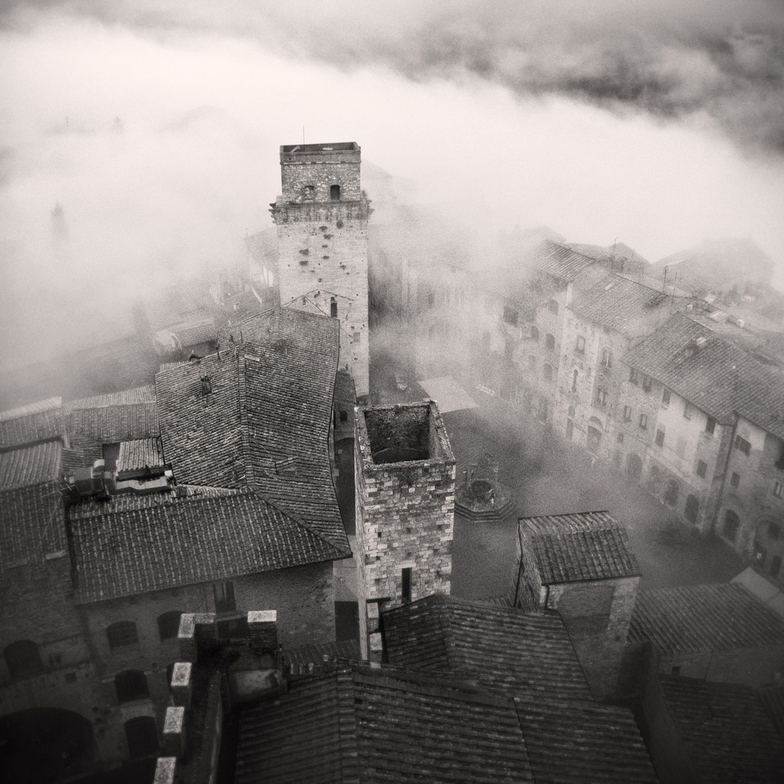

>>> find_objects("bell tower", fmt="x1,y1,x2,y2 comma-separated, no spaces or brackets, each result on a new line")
271,142,370,397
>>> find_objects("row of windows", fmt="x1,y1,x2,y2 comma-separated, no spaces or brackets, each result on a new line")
301,184,342,201
621,404,649,429
106,612,183,651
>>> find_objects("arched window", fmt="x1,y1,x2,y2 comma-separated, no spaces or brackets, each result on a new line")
124,716,159,759
530,326,540,340
157,612,183,642
601,348,613,368
576,336,585,353
107,621,138,652
685,495,699,524
114,670,149,704
545,334,555,351
330,297,337,318
302,184,315,200
543,363,553,383
723,510,740,542
664,479,679,507
547,300,558,315
4,640,43,679
330,184,341,201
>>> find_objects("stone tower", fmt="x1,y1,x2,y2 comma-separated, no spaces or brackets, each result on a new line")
270,142,370,397
354,401,456,658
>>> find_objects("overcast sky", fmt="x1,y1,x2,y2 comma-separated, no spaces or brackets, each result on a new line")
1,1,783,369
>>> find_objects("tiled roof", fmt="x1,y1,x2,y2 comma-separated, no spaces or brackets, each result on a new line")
570,273,675,335
518,240,599,283
383,594,593,701
622,312,784,437
654,238,772,294
659,675,784,783
0,441,62,491
235,665,536,784
521,511,640,584
66,385,159,444
172,320,216,347
628,583,784,653
759,685,784,737
158,308,349,551
117,437,165,473
514,693,657,784
0,397,63,449
0,481,67,571
70,487,348,603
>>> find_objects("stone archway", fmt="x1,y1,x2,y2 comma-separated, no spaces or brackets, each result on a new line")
626,453,643,482
0,707,98,783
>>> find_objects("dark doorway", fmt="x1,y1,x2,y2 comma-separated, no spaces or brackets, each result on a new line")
335,601,359,642
626,453,643,482
587,426,602,454
124,716,159,759
0,708,98,783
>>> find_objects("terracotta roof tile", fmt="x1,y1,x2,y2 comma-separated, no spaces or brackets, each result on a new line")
521,511,640,584
116,437,165,473
628,583,784,653
158,308,349,552
236,665,536,784
0,481,67,571
0,397,63,449
66,385,159,445
0,441,62,491
70,487,347,603
659,675,784,783
383,595,593,701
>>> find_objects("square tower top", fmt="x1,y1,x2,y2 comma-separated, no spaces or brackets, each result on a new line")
279,142,362,202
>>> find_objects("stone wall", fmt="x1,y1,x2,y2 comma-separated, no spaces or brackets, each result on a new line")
273,143,370,397
355,401,456,657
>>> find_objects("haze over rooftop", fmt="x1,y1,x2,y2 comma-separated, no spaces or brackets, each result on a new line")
1,0,783,370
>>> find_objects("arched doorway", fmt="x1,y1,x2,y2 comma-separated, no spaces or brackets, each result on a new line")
626,454,643,482
0,708,97,783
664,479,680,507
587,417,603,454
124,716,159,759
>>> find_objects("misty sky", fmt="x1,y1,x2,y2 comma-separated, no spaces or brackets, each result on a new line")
1,1,784,370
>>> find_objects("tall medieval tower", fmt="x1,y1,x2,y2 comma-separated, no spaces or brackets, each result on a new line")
271,142,370,397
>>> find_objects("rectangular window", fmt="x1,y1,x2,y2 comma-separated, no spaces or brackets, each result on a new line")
623,405,632,421
639,414,648,430
774,481,784,498
661,389,670,407
595,388,608,407
576,336,585,353
401,568,412,604
655,429,665,447
629,369,638,385
696,460,707,478
706,416,716,434
734,435,751,456
213,581,236,614
642,375,652,393
683,402,692,420
730,472,740,488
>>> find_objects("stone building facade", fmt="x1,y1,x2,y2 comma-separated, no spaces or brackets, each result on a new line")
354,401,456,658
271,142,370,397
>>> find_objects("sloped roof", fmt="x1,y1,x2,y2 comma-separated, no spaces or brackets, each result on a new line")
69,487,347,603
235,665,536,784
158,308,349,551
66,385,159,444
628,583,784,653
514,692,657,784
383,594,593,700
116,437,165,473
0,441,62,491
622,312,784,437
654,238,772,294
659,675,784,783
570,273,676,335
521,511,640,584
0,481,67,572
0,397,63,449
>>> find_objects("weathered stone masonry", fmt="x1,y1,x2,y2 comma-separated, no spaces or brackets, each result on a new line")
354,401,456,657
271,143,370,397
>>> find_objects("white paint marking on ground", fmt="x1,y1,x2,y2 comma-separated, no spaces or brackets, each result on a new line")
418,376,479,413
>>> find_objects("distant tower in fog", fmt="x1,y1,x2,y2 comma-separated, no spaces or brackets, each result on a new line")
270,142,370,397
